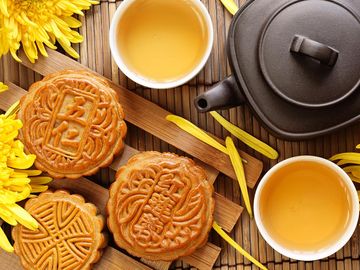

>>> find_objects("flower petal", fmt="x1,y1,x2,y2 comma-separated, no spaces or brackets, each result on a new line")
0,82,8,93
226,137,253,218
5,204,38,230
0,226,14,252
210,111,279,159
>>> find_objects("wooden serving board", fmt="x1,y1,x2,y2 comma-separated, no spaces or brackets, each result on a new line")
0,80,247,270
16,49,263,188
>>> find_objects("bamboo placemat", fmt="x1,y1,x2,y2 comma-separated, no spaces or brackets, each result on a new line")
0,0,359,269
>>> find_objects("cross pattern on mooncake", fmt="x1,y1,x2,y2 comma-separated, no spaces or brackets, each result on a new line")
19,201,93,269
12,191,105,270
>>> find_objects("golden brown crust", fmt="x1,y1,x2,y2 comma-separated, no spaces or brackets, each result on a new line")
107,152,215,261
17,70,127,179
12,190,106,270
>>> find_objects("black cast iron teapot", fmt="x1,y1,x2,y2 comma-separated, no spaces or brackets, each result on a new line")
195,0,360,140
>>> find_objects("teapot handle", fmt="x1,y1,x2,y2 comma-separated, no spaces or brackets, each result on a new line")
194,76,245,113
290,35,339,67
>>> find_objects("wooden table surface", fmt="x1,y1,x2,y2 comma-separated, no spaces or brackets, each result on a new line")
0,0,359,269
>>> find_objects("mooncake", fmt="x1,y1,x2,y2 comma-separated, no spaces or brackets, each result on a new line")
17,70,127,179
12,190,106,270
107,152,215,261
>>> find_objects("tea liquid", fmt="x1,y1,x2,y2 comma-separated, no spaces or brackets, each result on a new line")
117,0,209,82
260,161,351,251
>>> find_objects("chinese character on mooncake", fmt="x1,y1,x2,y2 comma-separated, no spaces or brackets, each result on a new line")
17,70,127,179
107,152,215,261
12,190,106,270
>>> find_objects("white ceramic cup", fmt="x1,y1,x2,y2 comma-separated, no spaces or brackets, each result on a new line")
254,156,359,261
109,0,214,89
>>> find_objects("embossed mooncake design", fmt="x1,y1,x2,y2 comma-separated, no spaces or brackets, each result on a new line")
12,190,106,270
107,152,215,261
17,70,127,179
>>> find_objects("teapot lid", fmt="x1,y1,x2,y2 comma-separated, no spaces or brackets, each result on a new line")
258,0,360,107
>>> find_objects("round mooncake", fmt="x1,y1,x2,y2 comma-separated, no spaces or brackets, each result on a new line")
107,152,215,261
12,190,106,270
17,70,127,179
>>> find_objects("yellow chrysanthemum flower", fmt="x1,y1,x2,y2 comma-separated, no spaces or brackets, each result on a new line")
0,0,99,63
0,105,52,252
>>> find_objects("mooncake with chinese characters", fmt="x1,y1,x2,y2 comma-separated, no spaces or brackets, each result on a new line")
17,70,127,179
12,190,106,270
107,152,215,261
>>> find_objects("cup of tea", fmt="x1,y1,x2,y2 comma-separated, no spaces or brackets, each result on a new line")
254,156,359,261
109,0,213,89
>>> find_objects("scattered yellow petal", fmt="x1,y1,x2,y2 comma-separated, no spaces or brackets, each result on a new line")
343,166,360,173
331,153,360,166
348,174,360,184
220,0,239,15
166,115,228,154
210,111,279,159
330,152,360,162
330,148,360,186
0,82,8,93
337,159,360,166
213,221,267,270
226,137,252,218
0,226,13,253
352,171,360,179
5,101,20,117
342,166,360,180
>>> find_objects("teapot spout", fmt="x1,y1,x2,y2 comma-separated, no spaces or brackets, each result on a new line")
194,76,244,113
